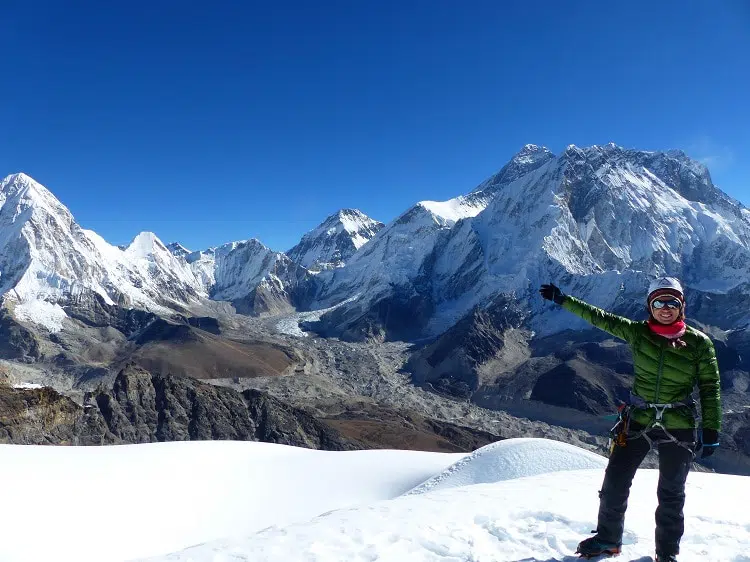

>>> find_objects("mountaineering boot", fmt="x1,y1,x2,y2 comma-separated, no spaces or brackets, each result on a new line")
575,535,622,558
655,554,678,562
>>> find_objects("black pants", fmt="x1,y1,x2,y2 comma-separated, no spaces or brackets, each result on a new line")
596,425,695,556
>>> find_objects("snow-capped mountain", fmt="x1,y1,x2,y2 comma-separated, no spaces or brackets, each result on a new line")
317,196,489,304
0,173,207,330
472,143,556,198
0,173,311,330
184,247,217,290
301,194,493,341
4,143,749,339
309,144,750,340
199,239,309,315
287,209,383,272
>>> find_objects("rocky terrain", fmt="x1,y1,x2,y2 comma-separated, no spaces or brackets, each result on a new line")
2,290,746,472
0,364,358,449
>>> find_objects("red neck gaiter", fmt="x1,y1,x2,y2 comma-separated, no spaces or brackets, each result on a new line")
647,317,686,339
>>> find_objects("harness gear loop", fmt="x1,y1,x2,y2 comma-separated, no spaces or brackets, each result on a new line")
608,403,631,455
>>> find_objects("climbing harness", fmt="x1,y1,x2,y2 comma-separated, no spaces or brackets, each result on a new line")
608,392,698,456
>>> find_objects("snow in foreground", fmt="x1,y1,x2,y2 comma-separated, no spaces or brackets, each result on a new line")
0,439,747,562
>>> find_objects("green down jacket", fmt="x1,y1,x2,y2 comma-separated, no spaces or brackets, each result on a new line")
561,295,721,431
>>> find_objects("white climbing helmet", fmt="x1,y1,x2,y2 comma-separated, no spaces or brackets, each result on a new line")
647,276,684,300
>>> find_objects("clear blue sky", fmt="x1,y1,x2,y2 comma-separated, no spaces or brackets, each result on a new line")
1,1,748,252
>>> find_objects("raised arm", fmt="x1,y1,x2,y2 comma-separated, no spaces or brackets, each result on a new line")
561,296,640,343
539,284,640,343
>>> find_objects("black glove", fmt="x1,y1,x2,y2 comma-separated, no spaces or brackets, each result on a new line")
699,429,719,458
539,283,565,305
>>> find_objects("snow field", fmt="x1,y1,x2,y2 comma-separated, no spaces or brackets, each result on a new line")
0,438,747,561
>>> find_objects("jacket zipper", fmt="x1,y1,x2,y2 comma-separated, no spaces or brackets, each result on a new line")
654,340,665,403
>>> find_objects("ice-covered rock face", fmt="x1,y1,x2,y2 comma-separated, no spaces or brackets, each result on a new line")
309,145,750,340
550,145,750,289
287,209,384,271
210,239,284,301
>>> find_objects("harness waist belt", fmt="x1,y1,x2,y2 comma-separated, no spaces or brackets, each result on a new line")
627,391,695,410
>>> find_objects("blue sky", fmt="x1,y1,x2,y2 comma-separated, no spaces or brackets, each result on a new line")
1,1,748,252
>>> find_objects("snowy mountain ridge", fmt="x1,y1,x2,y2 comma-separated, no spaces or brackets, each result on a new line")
0,173,306,329
167,242,191,258
307,143,750,339
2,143,749,338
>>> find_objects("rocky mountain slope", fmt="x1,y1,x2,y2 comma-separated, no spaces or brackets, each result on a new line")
0,364,358,448
0,363,503,452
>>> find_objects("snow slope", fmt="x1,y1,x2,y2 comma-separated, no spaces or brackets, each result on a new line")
0,441,462,562
0,438,746,562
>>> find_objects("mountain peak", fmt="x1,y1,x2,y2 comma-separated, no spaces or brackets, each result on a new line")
474,145,556,194
125,232,169,258
1,172,48,195
287,209,384,271
513,144,553,162
167,242,192,258
0,172,61,209
2,172,34,185
336,208,365,219
322,209,379,234
0,173,78,254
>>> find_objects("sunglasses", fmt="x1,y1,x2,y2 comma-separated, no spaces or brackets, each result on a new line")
651,299,682,310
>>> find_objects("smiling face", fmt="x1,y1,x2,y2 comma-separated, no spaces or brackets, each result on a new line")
650,297,682,325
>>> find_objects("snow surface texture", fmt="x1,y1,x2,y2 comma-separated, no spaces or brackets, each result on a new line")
405,438,606,494
0,438,746,562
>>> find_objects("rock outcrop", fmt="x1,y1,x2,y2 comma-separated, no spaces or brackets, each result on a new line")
0,365,359,450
